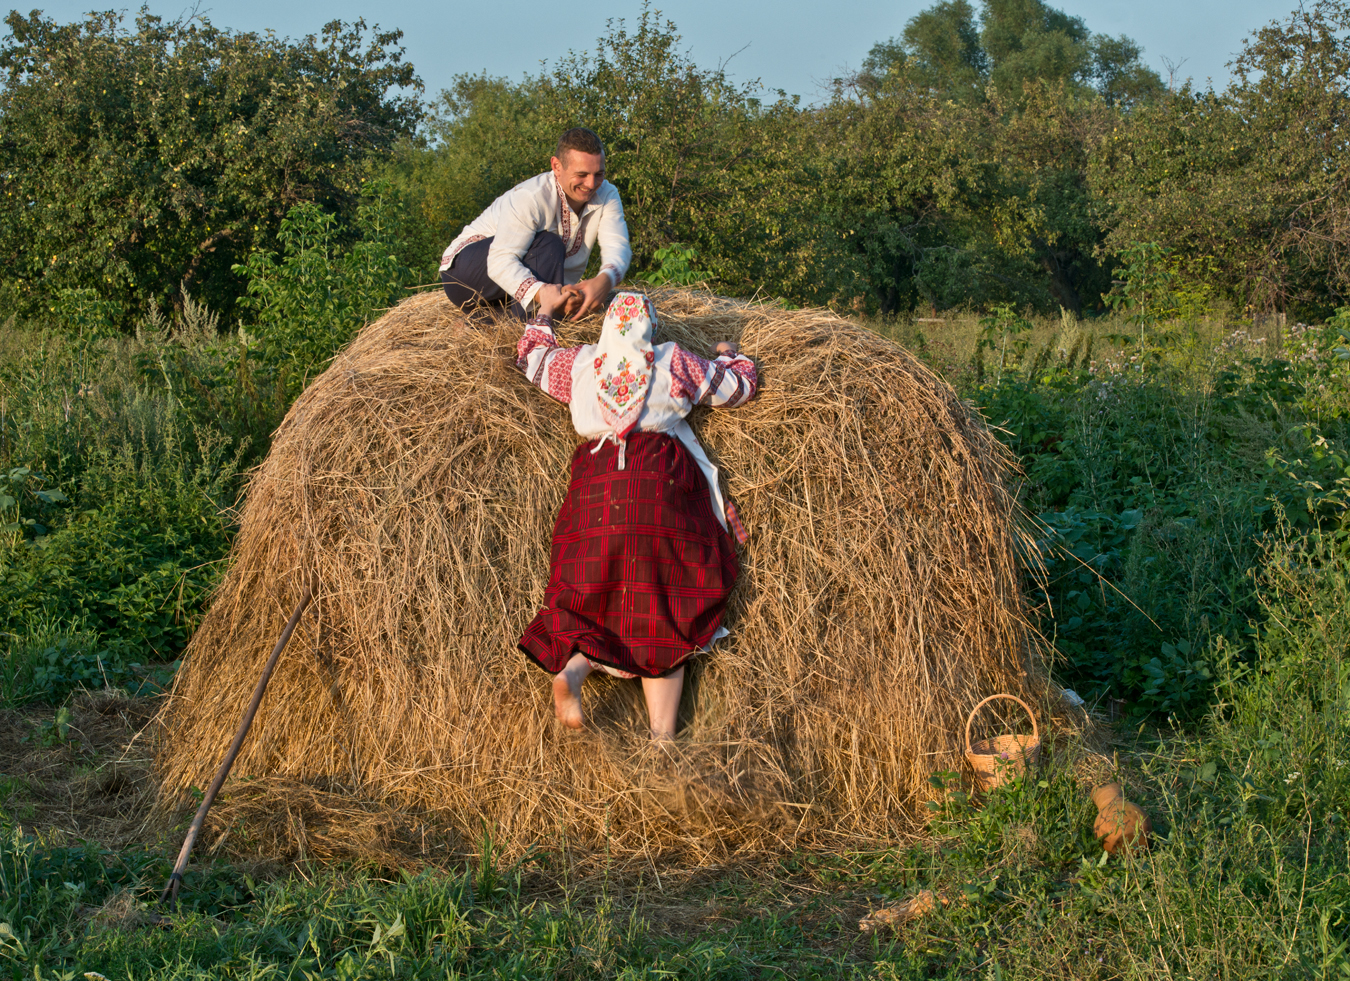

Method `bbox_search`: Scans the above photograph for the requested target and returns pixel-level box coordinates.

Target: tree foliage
[1090,0,1350,315]
[233,185,410,389]
[3,0,1348,323]
[859,0,1163,107]
[398,0,1163,315]
[0,9,421,321]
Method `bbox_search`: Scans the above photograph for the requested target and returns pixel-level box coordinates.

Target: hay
[156,287,1044,864]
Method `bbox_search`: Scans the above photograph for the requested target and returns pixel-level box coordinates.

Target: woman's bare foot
[552,653,591,729]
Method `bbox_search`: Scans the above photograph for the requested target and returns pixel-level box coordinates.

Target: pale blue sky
[13,0,1294,105]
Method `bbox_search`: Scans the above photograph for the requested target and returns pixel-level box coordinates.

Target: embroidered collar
[554,176,592,216]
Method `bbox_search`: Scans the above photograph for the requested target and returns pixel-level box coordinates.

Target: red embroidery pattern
[440,234,486,270]
[555,179,573,249]
[668,346,712,402]
[600,263,621,284]
[699,362,727,406]
[556,177,591,258]
[516,326,555,369]
[514,277,539,303]
[547,347,579,402]
[722,358,757,407]
[597,355,648,415]
[566,212,588,257]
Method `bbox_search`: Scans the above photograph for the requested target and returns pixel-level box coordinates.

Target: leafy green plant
[0,320,239,690]
[0,466,67,539]
[646,243,702,287]
[2,626,175,705]
[969,308,1350,717]
[975,302,1034,386]
[233,186,410,391]
[28,705,73,748]
[1103,240,1175,345]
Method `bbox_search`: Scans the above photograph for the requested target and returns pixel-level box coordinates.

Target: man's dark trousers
[440,231,566,320]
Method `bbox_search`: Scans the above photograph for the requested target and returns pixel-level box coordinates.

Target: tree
[981,0,1090,93]
[837,0,1143,314]
[0,10,421,323]
[1091,0,1350,314]
[861,0,1161,107]
[860,0,987,102]
[991,81,1116,313]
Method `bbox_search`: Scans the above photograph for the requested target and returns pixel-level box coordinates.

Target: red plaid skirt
[519,431,738,678]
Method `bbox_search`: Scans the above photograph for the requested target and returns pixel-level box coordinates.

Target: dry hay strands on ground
[156,286,1045,866]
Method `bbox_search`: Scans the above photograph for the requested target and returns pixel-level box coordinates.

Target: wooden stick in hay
[160,585,313,908]
[155,287,1048,866]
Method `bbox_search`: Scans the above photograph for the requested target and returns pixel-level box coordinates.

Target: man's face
[551,150,606,208]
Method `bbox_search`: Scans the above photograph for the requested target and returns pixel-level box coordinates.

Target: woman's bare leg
[552,653,592,729]
[642,666,685,740]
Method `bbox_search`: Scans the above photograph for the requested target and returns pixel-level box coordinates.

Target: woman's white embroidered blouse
[516,311,756,530]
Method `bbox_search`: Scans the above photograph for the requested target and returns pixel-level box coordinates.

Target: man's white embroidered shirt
[439,172,632,309]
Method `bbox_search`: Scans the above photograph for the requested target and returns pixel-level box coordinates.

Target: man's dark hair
[555,127,605,161]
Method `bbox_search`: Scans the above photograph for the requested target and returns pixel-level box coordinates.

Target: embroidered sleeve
[594,187,632,287]
[516,315,581,403]
[668,345,758,408]
[668,347,712,403]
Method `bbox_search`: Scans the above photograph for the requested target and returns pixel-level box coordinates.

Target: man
[439,127,632,321]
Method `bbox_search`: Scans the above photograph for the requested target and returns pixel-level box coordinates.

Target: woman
[515,290,758,739]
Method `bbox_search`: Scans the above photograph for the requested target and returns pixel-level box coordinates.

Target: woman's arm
[516,314,581,403]
[668,344,758,408]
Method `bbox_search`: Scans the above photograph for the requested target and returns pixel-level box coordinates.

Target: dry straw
[156,287,1045,865]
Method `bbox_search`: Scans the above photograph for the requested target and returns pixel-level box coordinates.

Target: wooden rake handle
[964,693,1039,756]
[160,584,314,909]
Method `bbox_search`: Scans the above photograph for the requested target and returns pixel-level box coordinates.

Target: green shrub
[0,320,240,702]
[232,186,411,394]
[0,456,231,687]
[971,309,1350,718]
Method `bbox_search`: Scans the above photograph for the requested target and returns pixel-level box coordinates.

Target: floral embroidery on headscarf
[591,292,657,466]
[599,356,648,410]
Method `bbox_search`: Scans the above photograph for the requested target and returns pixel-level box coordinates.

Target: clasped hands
[534,280,739,357]
[535,275,611,320]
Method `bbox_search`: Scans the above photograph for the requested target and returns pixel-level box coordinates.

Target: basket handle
[965,693,1039,756]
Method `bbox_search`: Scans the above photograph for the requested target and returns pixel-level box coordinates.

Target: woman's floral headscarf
[590,292,657,467]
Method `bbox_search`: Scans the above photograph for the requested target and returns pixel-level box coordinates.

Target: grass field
[2,299,1349,978]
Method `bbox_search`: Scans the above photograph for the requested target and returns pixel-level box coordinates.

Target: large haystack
[157,288,1043,864]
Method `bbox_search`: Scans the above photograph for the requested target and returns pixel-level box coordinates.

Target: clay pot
[1091,782,1152,854]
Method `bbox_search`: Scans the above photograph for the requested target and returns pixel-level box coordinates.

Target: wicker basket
[964,694,1040,791]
